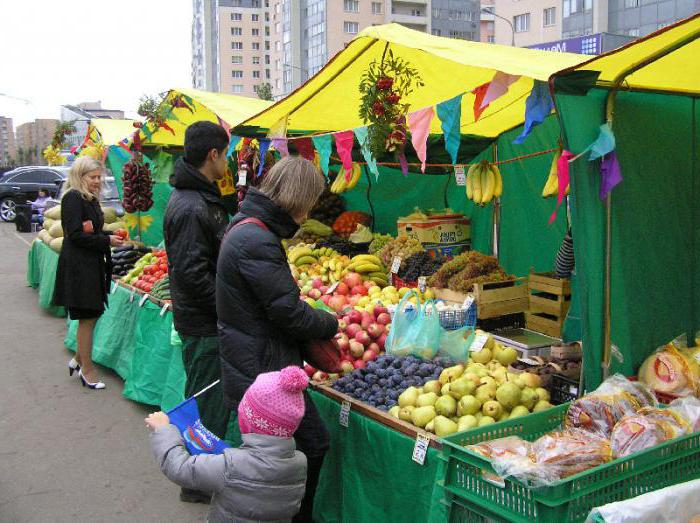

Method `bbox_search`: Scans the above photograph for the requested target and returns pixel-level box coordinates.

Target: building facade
[0,117,16,166]
[60,102,125,149]
[15,119,58,166]
[193,0,220,90]
[431,0,480,40]
[491,0,562,46]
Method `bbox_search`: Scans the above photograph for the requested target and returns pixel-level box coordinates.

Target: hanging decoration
[122,153,154,213]
[312,135,332,176]
[599,151,622,199]
[170,94,195,114]
[472,83,490,121]
[226,136,242,159]
[294,137,316,161]
[257,139,271,177]
[588,123,616,161]
[358,50,423,162]
[267,116,288,139]
[547,150,575,224]
[513,81,554,144]
[137,93,175,136]
[353,127,378,180]
[271,138,289,157]
[334,131,355,179]
[408,107,434,173]
[436,95,462,165]
[481,72,520,110]
[235,138,277,205]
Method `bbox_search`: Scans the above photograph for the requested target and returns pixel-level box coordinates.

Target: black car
[0,166,68,222]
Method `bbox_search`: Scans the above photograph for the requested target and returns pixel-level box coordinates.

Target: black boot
[179,487,211,504]
[293,454,325,523]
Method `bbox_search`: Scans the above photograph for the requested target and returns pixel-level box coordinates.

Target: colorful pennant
[312,135,332,176]
[436,95,462,165]
[226,136,241,159]
[257,139,271,177]
[513,81,554,145]
[353,127,378,180]
[408,107,434,173]
[481,72,520,109]
[334,131,355,179]
[600,151,622,199]
[588,123,616,161]
[472,83,490,121]
[271,138,289,157]
[267,116,288,139]
[294,137,315,161]
[548,150,575,224]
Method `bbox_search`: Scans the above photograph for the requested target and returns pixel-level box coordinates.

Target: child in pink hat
[147,366,309,523]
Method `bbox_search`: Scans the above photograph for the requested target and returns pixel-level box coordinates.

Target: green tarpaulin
[26,240,65,317]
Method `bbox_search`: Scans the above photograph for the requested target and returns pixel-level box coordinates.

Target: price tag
[160,303,170,316]
[339,400,351,427]
[390,256,402,274]
[129,290,135,302]
[454,166,466,186]
[139,294,150,307]
[412,434,430,465]
[238,168,247,186]
[417,276,427,293]
[110,282,117,294]
[470,332,490,352]
[462,295,475,309]
[326,282,339,295]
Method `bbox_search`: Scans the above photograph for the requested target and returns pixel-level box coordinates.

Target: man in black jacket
[163,122,231,503]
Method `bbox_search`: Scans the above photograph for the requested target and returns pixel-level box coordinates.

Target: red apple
[374,306,388,317]
[335,282,349,296]
[308,288,322,300]
[340,360,354,374]
[368,342,380,354]
[335,333,350,352]
[363,280,375,290]
[304,364,316,377]
[360,311,372,330]
[328,295,347,313]
[345,323,362,339]
[348,295,361,307]
[346,310,362,325]
[337,320,348,331]
[312,278,323,289]
[320,286,329,294]
[367,323,385,339]
[349,340,365,358]
[362,350,378,362]
[320,295,332,306]
[376,332,388,350]
[376,312,391,325]
[343,272,363,289]
[353,359,366,369]
[351,285,368,296]
[312,370,329,381]
[355,330,371,347]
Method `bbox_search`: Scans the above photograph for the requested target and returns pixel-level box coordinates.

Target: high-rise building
[15,119,58,166]
[431,0,480,40]
[0,117,16,166]
[60,102,126,149]
[491,0,562,46]
[193,0,221,91]
[479,0,496,42]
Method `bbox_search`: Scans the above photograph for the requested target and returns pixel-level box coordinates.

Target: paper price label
[160,303,170,317]
[110,282,117,294]
[129,290,136,303]
[339,401,351,427]
[326,282,339,295]
[238,168,247,186]
[390,256,402,274]
[454,166,466,186]
[139,294,150,307]
[470,332,490,352]
[412,434,430,465]
[418,276,427,293]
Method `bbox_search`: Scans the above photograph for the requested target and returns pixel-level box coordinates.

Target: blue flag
[257,139,271,177]
[226,135,241,159]
[513,81,554,145]
[167,398,230,455]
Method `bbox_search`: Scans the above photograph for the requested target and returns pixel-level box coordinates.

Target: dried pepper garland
[235,138,277,205]
[122,153,154,213]
[358,51,423,161]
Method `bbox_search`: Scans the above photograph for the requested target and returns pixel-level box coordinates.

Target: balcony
[389,12,429,28]
[391,0,428,5]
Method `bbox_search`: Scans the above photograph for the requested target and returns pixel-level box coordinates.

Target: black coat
[164,158,230,337]
[53,190,112,311]
[216,189,338,408]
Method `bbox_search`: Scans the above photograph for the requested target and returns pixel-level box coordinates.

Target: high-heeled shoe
[79,369,105,390]
[68,358,81,376]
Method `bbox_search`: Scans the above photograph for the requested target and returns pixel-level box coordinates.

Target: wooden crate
[526,271,571,338]
[432,277,528,320]
[311,383,442,449]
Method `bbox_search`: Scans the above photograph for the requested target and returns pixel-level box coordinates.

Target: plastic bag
[468,436,531,459]
[638,334,700,397]
[438,326,475,362]
[386,291,442,360]
[668,396,700,432]
[610,414,676,459]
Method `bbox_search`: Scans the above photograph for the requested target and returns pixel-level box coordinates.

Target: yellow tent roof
[234,23,587,138]
[554,13,700,95]
[141,88,273,147]
[89,118,136,146]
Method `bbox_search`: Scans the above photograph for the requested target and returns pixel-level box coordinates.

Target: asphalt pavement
[0,223,208,522]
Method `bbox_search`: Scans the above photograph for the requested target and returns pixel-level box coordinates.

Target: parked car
[45,176,124,217]
[0,166,69,222]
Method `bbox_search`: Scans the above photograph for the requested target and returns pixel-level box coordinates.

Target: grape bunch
[122,158,154,213]
[368,233,393,255]
[309,188,345,226]
[378,236,424,268]
[398,252,444,283]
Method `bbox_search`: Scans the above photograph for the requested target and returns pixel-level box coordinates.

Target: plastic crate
[388,302,476,330]
[445,491,508,523]
[550,374,580,405]
[440,403,700,523]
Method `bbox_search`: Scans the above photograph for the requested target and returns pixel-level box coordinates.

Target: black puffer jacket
[164,158,230,337]
[216,188,338,408]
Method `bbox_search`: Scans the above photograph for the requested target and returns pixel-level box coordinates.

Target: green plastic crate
[440,403,700,523]
[444,490,508,523]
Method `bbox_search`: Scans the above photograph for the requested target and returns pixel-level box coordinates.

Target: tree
[254,83,274,101]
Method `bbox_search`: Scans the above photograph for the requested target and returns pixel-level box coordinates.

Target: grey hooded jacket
[151,425,307,523]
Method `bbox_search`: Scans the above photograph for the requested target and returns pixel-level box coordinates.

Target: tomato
[154,271,165,280]
[145,283,153,292]
[159,263,168,273]
[115,229,129,240]
[155,251,167,258]
[144,265,156,275]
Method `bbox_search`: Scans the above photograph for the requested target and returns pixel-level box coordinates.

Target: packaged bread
[638,335,700,397]
[468,436,531,460]
[668,396,700,432]
[636,407,690,438]
[530,429,612,479]
[610,414,675,458]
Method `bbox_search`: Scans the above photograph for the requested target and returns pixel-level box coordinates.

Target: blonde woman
[216,156,338,522]
[53,157,124,390]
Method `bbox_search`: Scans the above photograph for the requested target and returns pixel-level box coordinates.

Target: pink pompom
[279,366,309,393]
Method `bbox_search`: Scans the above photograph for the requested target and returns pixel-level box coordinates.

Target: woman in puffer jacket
[216,156,338,522]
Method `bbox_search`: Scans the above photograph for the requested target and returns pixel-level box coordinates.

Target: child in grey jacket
[146,366,310,523]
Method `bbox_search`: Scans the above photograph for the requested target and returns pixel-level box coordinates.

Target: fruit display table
[26,239,65,317]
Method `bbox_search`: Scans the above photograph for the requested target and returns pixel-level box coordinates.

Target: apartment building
[15,119,58,166]
[480,0,496,42]
[492,0,561,46]
[431,0,481,40]
[60,102,126,149]
[193,0,220,90]
[0,117,16,166]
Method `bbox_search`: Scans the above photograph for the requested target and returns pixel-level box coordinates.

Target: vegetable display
[428,251,512,293]
[111,245,152,278]
[332,211,372,239]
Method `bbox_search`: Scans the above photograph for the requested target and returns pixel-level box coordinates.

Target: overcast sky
[0,1,192,128]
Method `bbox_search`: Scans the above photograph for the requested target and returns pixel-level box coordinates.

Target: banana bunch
[300,219,332,237]
[466,160,502,206]
[319,256,351,283]
[330,163,362,194]
[342,254,388,286]
[288,245,338,267]
[542,150,569,198]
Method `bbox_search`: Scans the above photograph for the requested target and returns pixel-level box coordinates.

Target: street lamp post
[481,8,516,46]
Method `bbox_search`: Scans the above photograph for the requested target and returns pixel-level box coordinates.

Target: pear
[535,387,551,402]
[496,382,522,410]
[520,372,542,389]
[475,384,496,404]
[434,415,459,437]
[416,392,439,407]
[423,380,442,395]
[520,387,539,410]
[492,368,508,384]
[388,406,400,418]
[496,347,519,366]
[482,400,503,419]
[480,376,497,389]
[463,373,482,386]
[411,406,437,428]
[450,416,460,423]
[474,412,483,421]
[478,416,496,427]
[507,372,522,385]
[509,405,530,419]
[449,377,476,399]
[475,368,489,378]
[425,419,435,433]
[457,415,478,432]
[533,400,554,413]
[398,386,419,407]
[457,395,482,416]
[441,383,452,397]
[399,405,415,422]
[416,387,425,395]
[497,410,510,422]
[492,343,504,359]
[470,348,492,365]
[439,364,465,385]
[435,395,458,417]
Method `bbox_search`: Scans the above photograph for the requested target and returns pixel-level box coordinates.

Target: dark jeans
[181,335,229,439]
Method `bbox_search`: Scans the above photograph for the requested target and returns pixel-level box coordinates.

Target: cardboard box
[397,214,470,246]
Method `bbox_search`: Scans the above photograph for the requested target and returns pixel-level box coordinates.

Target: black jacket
[216,188,338,408]
[54,190,112,311]
[164,159,229,337]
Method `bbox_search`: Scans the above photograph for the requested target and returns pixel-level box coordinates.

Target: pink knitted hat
[238,366,309,437]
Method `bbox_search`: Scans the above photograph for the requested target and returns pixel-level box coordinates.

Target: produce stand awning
[234,23,587,137]
[88,118,136,146]
[553,13,700,95]
[141,88,273,147]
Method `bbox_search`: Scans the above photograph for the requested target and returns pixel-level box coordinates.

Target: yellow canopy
[141,88,273,147]
[88,118,136,146]
[234,23,587,138]
[554,13,700,95]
